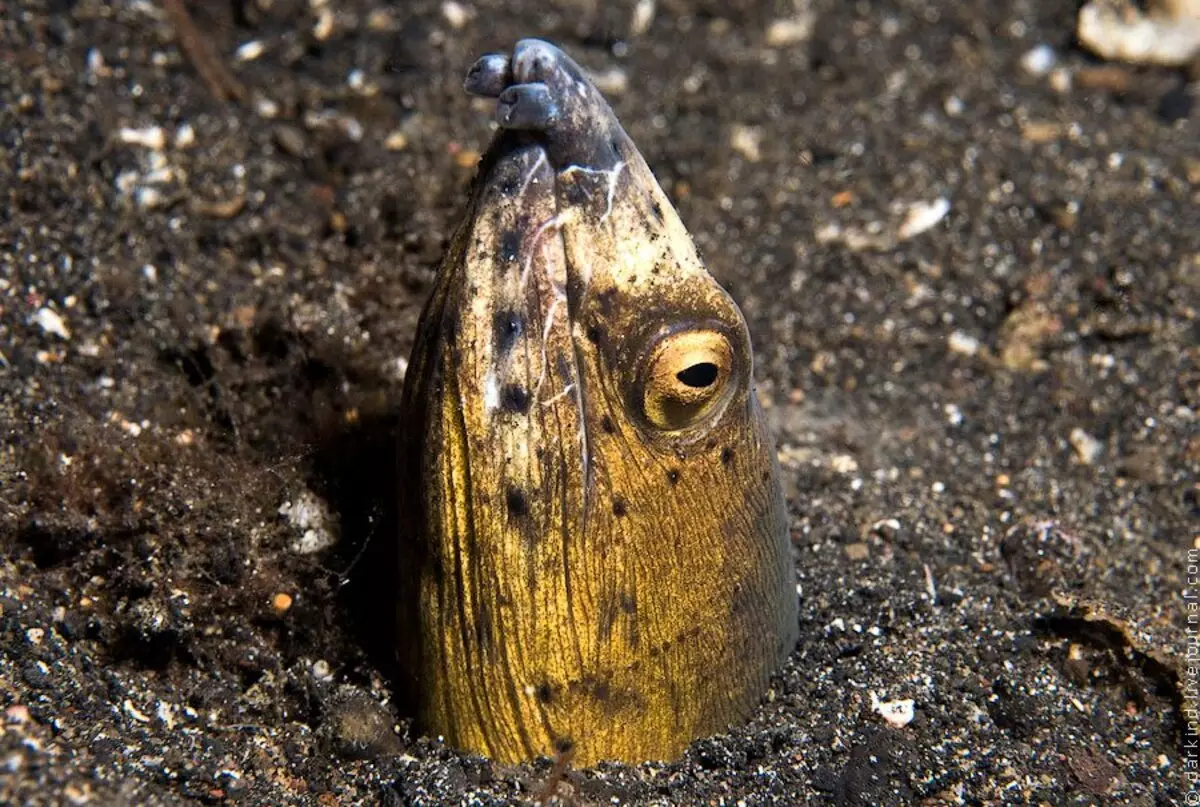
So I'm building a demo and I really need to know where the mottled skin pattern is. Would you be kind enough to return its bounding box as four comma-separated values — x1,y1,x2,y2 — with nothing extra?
397,39,798,766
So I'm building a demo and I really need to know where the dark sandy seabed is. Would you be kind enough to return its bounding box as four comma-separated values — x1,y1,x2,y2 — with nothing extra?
0,0,1197,804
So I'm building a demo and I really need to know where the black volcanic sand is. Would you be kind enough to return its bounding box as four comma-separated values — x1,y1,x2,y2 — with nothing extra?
1,1,1196,804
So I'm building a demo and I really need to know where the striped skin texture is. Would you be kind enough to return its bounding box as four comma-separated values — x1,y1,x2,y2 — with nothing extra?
396,39,798,766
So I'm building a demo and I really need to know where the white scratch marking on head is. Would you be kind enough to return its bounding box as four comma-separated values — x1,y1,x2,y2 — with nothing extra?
519,213,565,290
560,162,626,223
541,382,576,406
517,151,548,199
532,287,567,401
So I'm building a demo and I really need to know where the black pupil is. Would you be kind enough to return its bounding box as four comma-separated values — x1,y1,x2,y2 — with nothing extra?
676,362,719,388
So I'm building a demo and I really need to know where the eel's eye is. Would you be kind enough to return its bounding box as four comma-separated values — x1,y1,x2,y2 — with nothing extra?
640,330,737,432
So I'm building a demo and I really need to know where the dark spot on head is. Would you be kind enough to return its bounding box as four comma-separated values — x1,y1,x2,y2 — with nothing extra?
555,354,573,384
612,497,627,517
761,469,771,482
440,308,460,339
598,598,616,642
500,384,530,413
666,469,681,486
618,592,637,614
729,581,755,619
505,487,528,518
498,229,520,263
493,310,523,353
590,678,611,702
495,167,520,196
585,323,606,346
536,682,554,704
475,601,492,652
600,415,615,434
721,447,735,466
649,200,664,223
566,273,584,306
554,736,574,754
610,137,623,160
596,286,617,316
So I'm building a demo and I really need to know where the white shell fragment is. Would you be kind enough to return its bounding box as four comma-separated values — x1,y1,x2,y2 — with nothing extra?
118,125,167,151
1078,0,1200,66
279,490,339,554
34,307,71,340
631,0,656,37
441,1,471,30
1020,44,1058,76
1069,427,1104,465
817,198,950,252
765,12,817,47
871,692,916,728
234,40,266,63
947,330,981,357
897,197,951,241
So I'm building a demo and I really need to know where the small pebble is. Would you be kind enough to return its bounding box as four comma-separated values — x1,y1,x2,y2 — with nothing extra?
134,186,165,209
1049,67,1073,93
366,9,398,31
947,330,980,357
454,149,480,169
631,0,656,37
1069,427,1103,465
86,48,105,75
271,593,293,614
1021,44,1057,76
311,659,333,682
441,1,471,30
844,543,870,561
829,454,859,474
324,687,402,760
730,125,763,163
254,97,282,119
279,490,338,554
173,122,196,148
765,15,816,47
118,126,167,151
871,693,916,728
384,130,409,151
589,67,629,96
1021,120,1063,144
274,125,308,159
235,40,266,62
313,7,335,41
897,197,950,240
34,307,71,340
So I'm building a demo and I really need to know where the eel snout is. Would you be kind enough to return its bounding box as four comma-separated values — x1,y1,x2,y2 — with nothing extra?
464,39,626,173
